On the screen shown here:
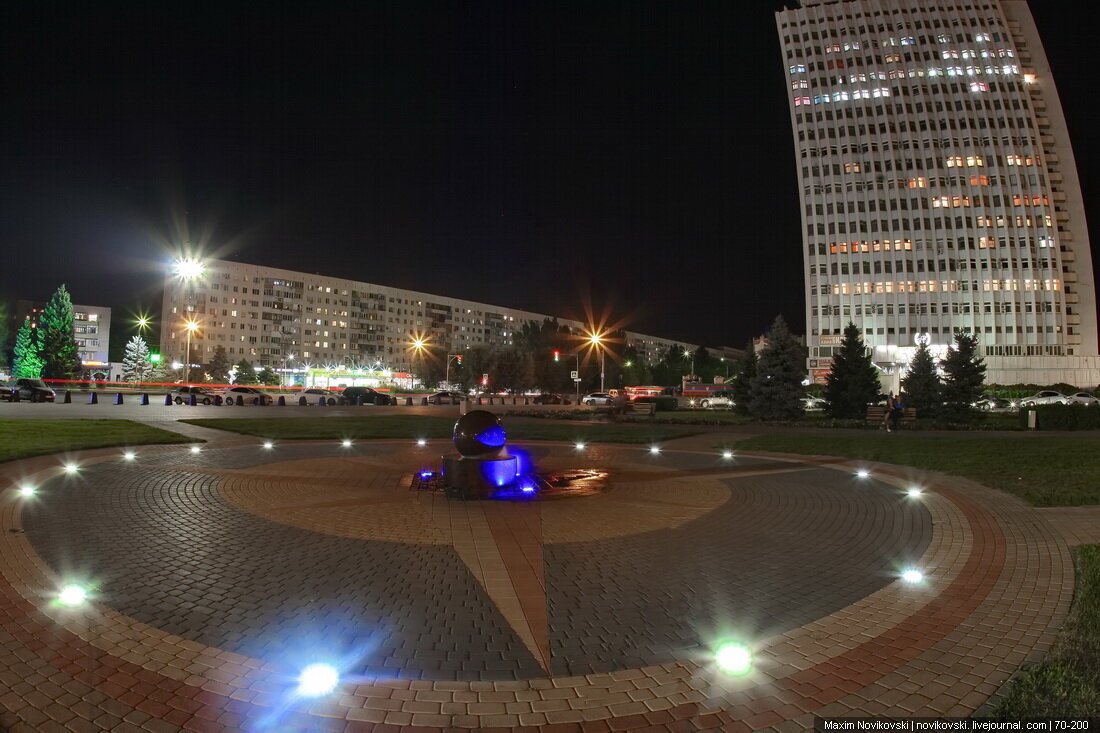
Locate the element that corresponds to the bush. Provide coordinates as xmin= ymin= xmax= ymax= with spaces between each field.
xmin=1019 ymin=404 xmax=1100 ymax=430
xmin=634 ymin=396 xmax=678 ymax=411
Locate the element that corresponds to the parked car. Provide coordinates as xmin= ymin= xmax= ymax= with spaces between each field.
xmin=302 ymin=387 xmax=343 ymax=405
xmin=581 ymin=392 xmax=614 ymax=406
xmin=427 ymin=391 xmax=465 ymax=405
xmin=1018 ymin=390 xmax=1069 ymax=406
xmin=803 ymin=396 xmax=827 ymax=411
xmin=171 ymin=385 xmax=214 ymax=405
xmin=699 ymin=391 xmax=735 ymax=409
xmin=1 ymin=378 xmax=56 ymax=402
xmin=974 ymin=394 xmax=1012 ymax=411
xmin=1067 ymin=391 xmax=1100 ymax=406
xmin=341 ymin=386 xmax=396 ymax=405
xmin=532 ymin=393 xmax=565 ymax=404
xmin=216 ymin=386 xmax=274 ymax=405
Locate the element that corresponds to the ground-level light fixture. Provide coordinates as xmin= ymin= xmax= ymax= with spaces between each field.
xmin=341 ymin=439 xmax=353 ymax=448
xmin=57 ymin=584 xmax=89 ymax=607
xmin=18 ymin=485 xmax=37 ymax=497
xmin=901 ymin=569 xmax=924 ymax=584
xmin=722 ymin=451 xmax=733 ymax=460
xmin=297 ymin=663 xmax=339 ymax=697
xmin=856 ymin=469 xmax=870 ymax=478
xmin=122 ymin=451 xmax=136 ymax=461
xmin=907 ymin=487 xmax=923 ymax=498
xmin=417 ymin=439 xmax=427 ymax=447
xmin=575 ymin=442 xmax=586 ymax=450
xmin=190 ymin=445 xmax=202 ymax=454
xmin=649 ymin=446 xmax=661 ymax=455
xmin=715 ymin=642 xmax=753 ymax=675
xmin=63 ymin=463 xmax=79 ymax=474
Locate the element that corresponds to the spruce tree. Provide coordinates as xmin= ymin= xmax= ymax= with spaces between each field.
xmin=207 ymin=346 xmax=231 ymax=383
xmin=233 ymin=359 xmax=259 ymax=385
xmin=901 ymin=341 xmax=942 ymax=417
xmin=748 ymin=315 xmax=806 ymax=420
xmin=39 ymin=285 xmax=81 ymax=380
xmin=121 ymin=335 xmax=151 ymax=384
xmin=730 ymin=340 xmax=756 ymax=415
xmin=940 ymin=332 xmax=986 ymax=418
xmin=13 ymin=320 xmax=44 ymax=378
xmin=824 ymin=321 xmax=881 ymax=419
xmin=256 ymin=366 xmax=280 ymax=386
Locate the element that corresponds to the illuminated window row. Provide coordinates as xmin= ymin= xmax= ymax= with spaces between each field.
xmin=821 ymin=279 xmax=1061 ymax=295
xmin=828 ymin=239 xmax=913 ymax=254
xmin=930 ymin=194 xmax=1048 ymax=208
xmin=816 ymin=301 xmax=1060 ymax=317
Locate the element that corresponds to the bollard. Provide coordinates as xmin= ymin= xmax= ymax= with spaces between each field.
xmin=421 ymin=397 xmax=428 ymax=406
xmin=64 ymin=391 xmax=72 ymax=404
xmin=451 ymin=397 xmax=458 ymax=405
xmin=254 ymin=397 xmax=261 ymax=406
xmin=88 ymin=392 xmax=98 ymax=405
xmin=214 ymin=395 xmax=223 ymax=406
xmin=10 ymin=389 xmax=19 ymax=402
xmin=405 ymin=396 xmax=413 ymax=406
xmin=277 ymin=395 xmax=286 ymax=406
xmin=115 ymin=393 xmax=124 ymax=405
xmin=318 ymin=396 xmax=327 ymax=406
xmin=298 ymin=396 xmax=308 ymax=406
xmin=524 ymin=397 xmax=530 ymax=405
xmin=164 ymin=393 xmax=173 ymax=406
xmin=189 ymin=394 xmax=197 ymax=406
xmin=512 ymin=396 xmax=518 ymax=405
xmin=140 ymin=393 xmax=149 ymax=405
xmin=477 ymin=396 xmax=483 ymax=406
xmin=357 ymin=395 xmax=365 ymax=406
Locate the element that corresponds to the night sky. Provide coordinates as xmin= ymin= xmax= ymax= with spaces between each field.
xmin=2 ymin=1 xmax=1096 ymax=357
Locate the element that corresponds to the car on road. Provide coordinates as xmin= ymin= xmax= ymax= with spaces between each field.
xmin=1067 ymin=391 xmax=1100 ymax=406
xmin=698 ymin=390 xmax=735 ymax=409
xmin=427 ymin=391 xmax=465 ymax=405
xmin=341 ymin=386 xmax=397 ymax=405
xmin=1018 ymin=390 xmax=1069 ymax=406
xmin=974 ymin=394 xmax=1013 ymax=411
xmin=302 ymin=387 xmax=344 ymax=405
xmin=1 ymin=378 xmax=56 ymax=402
xmin=581 ymin=392 xmax=614 ymax=406
xmin=803 ymin=396 xmax=827 ymax=411
xmin=172 ymin=385 xmax=214 ymax=405
xmin=215 ymin=386 xmax=275 ymax=405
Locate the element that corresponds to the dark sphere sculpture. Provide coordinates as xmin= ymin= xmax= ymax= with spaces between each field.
xmin=453 ymin=410 xmax=508 ymax=457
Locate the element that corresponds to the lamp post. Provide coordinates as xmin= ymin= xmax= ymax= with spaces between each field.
xmin=281 ymin=353 xmax=295 ymax=388
xmin=587 ymin=331 xmax=606 ymax=393
xmin=683 ymin=349 xmax=695 ymax=380
xmin=182 ymin=319 xmax=200 ymax=385
xmin=409 ymin=336 xmax=428 ymax=390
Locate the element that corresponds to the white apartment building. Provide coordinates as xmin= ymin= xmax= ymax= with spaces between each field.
xmin=160 ymin=259 xmax=694 ymax=379
xmin=777 ymin=0 xmax=1100 ymax=386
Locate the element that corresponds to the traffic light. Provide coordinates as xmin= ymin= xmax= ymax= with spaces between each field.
xmin=456 ymin=355 xmax=462 ymax=365
xmin=553 ymin=350 xmax=560 ymax=362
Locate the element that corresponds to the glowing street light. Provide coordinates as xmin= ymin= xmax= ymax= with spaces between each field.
xmin=173 ymin=258 xmax=205 ymax=280
xmin=586 ymin=330 xmax=607 ymax=393
xmin=135 ymin=315 xmax=151 ymax=331
xmin=182 ymin=318 xmax=200 ymax=384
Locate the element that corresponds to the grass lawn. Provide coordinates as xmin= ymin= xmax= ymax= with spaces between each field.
xmin=993 ymin=544 xmax=1100 ymax=717
xmin=731 ymin=433 xmax=1100 ymax=507
xmin=0 ymin=419 xmax=197 ymax=464
xmin=182 ymin=416 xmax=702 ymax=444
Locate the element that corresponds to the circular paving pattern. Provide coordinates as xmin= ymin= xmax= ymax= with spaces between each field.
xmin=0 ymin=437 xmax=1077 ymax=732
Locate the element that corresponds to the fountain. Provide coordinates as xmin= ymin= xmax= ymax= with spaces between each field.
xmin=440 ymin=410 xmax=530 ymax=500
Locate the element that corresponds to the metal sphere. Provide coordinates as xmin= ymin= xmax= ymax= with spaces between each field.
xmin=452 ymin=410 xmax=507 ymax=457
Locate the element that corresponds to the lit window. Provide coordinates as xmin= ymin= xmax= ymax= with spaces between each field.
xmin=900 ymin=37 xmax=915 ymax=45
xmin=1023 ymin=73 xmax=1037 ymax=84
xmin=843 ymin=162 xmax=861 ymax=173
xmin=946 ymin=66 xmax=963 ymax=76
xmin=907 ymin=177 xmax=927 ymax=188
xmin=937 ymin=34 xmax=952 ymax=43
xmin=871 ymin=87 xmax=891 ymax=97
xmin=975 ymin=33 xmax=992 ymax=42
xmin=965 ymin=155 xmax=985 ymax=166
xmin=942 ymin=50 xmax=960 ymax=59
xmin=792 ymin=80 xmax=809 ymax=89
xmin=794 ymin=96 xmax=810 ymax=106
xmin=946 ymin=156 xmax=963 ymax=167
xmin=789 ymin=64 xmax=807 ymax=74
xmin=969 ymin=81 xmax=988 ymax=92
xmin=884 ymin=53 xmax=901 ymax=63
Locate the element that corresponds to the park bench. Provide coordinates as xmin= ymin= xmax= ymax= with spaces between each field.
xmin=865 ymin=405 xmax=917 ymax=429
xmin=623 ymin=400 xmax=657 ymax=417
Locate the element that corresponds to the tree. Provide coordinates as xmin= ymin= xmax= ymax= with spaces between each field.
xmin=730 ymin=340 xmax=756 ymax=415
xmin=256 ymin=366 xmax=280 ymax=386
xmin=12 ymin=320 xmax=44 ymax=378
xmin=39 ymin=285 xmax=81 ymax=380
xmin=121 ymin=335 xmax=152 ymax=384
xmin=207 ymin=346 xmax=232 ymax=383
xmin=940 ymin=332 xmax=986 ymax=418
xmin=902 ymin=341 xmax=942 ymax=417
xmin=824 ymin=322 xmax=880 ymax=419
xmin=748 ymin=315 xmax=806 ymax=420
xmin=233 ymin=359 xmax=259 ymax=385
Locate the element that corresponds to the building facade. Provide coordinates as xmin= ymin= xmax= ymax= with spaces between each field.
xmin=777 ymin=0 xmax=1100 ymax=386
xmin=159 ymin=259 xmax=697 ymax=382
xmin=14 ymin=300 xmax=112 ymax=377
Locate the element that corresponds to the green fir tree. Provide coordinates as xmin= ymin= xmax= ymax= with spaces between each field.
xmin=824 ymin=322 xmax=881 ymax=419
xmin=256 ymin=366 xmax=280 ymax=386
xmin=730 ymin=340 xmax=756 ymax=415
xmin=940 ymin=332 xmax=986 ymax=418
xmin=39 ymin=285 xmax=81 ymax=380
xmin=748 ymin=315 xmax=806 ymax=420
xmin=121 ymin=335 xmax=152 ymax=384
xmin=12 ymin=319 xmax=44 ymax=378
xmin=207 ymin=346 xmax=232 ymax=383
xmin=901 ymin=341 xmax=943 ymax=417
xmin=233 ymin=359 xmax=259 ymax=385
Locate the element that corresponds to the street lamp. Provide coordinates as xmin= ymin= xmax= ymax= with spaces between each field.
xmin=281 ymin=353 xmax=295 ymax=388
xmin=182 ymin=319 xmax=200 ymax=384
xmin=683 ymin=349 xmax=695 ymax=379
xmin=408 ymin=336 xmax=429 ymax=389
xmin=173 ymin=258 xmax=205 ymax=280
xmin=587 ymin=330 xmax=606 ymax=393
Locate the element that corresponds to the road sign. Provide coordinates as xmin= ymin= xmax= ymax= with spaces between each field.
xmin=570 ymin=370 xmax=578 ymax=379
xmin=482 ymin=373 xmax=488 ymax=380
xmin=573 ymin=378 xmax=582 ymax=383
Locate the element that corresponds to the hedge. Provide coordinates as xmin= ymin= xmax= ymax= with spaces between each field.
xmin=1019 ymin=404 xmax=1100 ymax=430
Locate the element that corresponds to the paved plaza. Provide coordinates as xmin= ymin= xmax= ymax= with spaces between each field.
xmin=0 ymin=423 xmax=1090 ymax=731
